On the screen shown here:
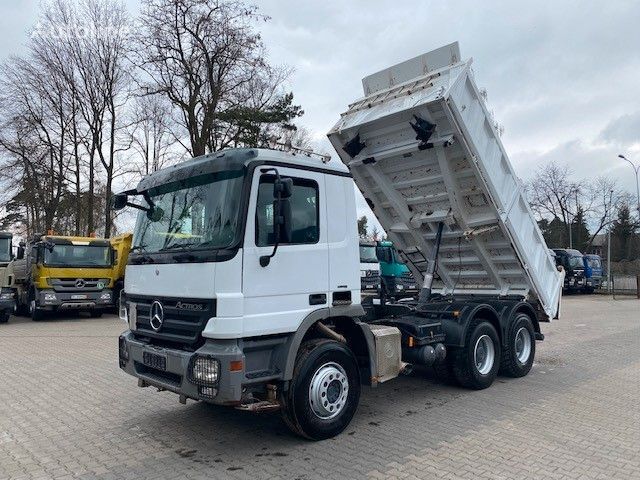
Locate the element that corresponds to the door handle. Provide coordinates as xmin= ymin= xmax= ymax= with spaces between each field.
xmin=309 ymin=294 xmax=327 ymax=305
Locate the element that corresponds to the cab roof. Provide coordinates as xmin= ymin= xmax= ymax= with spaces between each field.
xmin=134 ymin=148 xmax=348 ymax=193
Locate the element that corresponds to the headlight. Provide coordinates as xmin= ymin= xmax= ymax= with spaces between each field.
xmin=119 ymin=291 xmax=128 ymax=322
xmin=0 ymin=289 xmax=14 ymax=300
xmin=360 ymin=270 xmax=366 ymax=278
xmin=189 ymin=356 xmax=220 ymax=385
xmin=44 ymin=293 xmax=57 ymax=301
xmin=100 ymin=292 xmax=111 ymax=300
xmin=396 ymin=284 xmax=404 ymax=290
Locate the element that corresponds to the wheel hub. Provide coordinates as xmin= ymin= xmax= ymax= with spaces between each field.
xmin=515 ymin=327 xmax=532 ymax=364
xmin=474 ymin=335 xmax=495 ymax=375
xmin=309 ymin=362 xmax=349 ymax=420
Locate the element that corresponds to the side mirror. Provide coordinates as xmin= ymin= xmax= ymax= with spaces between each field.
xmin=16 ymin=246 xmax=25 ymax=260
xmin=274 ymin=177 xmax=293 ymax=199
xmin=146 ymin=206 xmax=164 ymax=222
xmin=112 ymin=193 xmax=128 ymax=211
xmin=260 ymin=170 xmax=293 ymax=267
xmin=113 ymin=249 xmax=118 ymax=265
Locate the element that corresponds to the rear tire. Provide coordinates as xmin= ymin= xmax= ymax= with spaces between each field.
xmin=281 ymin=338 xmax=360 ymax=440
xmin=433 ymin=358 xmax=458 ymax=385
xmin=452 ymin=319 xmax=500 ymax=390
xmin=499 ymin=313 xmax=536 ymax=378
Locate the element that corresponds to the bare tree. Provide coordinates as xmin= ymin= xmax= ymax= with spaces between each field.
xmin=129 ymin=95 xmax=175 ymax=175
xmin=134 ymin=0 xmax=301 ymax=157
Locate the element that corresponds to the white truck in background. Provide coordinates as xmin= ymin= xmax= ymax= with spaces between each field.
xmin=359 ymin=240 xmax=381 ymax=295
xmin=114 ymin=42 xmax=563 ymax=440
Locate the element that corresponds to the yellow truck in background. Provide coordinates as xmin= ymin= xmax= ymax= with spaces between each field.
xmin=0 ymin=231 xmax=16 ymax=323
xmin=110 ymin=233 xmax=133 ymax=311
xmin=8 ymin=234 xmax=119 ymax=320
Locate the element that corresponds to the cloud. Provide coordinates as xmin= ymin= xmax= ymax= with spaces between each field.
xmin=599 ymin=112 xmax=640 ymax=147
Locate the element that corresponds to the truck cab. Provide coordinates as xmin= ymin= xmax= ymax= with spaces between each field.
xmin=359 ymin=240 xmax=381 ymax=295
xmin=10 ymin=235 xmax=116 ymax=320
xmin=0 ymin=231 xmax=16 ymax=323
xmin=552 ymin=248 xmax=585 ymax=293
xmin=582 ymin=254 xmax=603 ymax=293
xmin=376 ymin=241 xmax=418 ymax=301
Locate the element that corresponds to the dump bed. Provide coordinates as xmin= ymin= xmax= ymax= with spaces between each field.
xmin=328 ymin=42 xmax=562 ymax=319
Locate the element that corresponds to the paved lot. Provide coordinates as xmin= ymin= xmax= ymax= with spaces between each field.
xmin=0 ymin=296 xmax=639 ymax=480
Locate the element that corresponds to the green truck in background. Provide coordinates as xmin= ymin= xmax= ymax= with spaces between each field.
xmin=375 ymin=240 xmax=418 ymax=301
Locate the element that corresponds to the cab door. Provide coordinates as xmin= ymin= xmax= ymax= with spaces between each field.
xmin=242 ymin=166 xmax=329 ymax=337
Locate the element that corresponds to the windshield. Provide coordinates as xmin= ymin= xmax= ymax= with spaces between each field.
xmin=360 ymin=245 xmax=378 ymax=264
xmin=44 ymin=244 xmax=112 ymax=267
xmin=0 ymin=238 xmax=10 ymax=263
xmin=568 ymin=255 xmax=584 ymax=269
xmin=132 ymin=170 xmax=245 ymax=254
xmin=586 ymin=257 xmax=601 ymax=269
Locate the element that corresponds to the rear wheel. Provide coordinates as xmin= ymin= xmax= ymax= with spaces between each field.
xmin=500 ymin=313 xmax=535 ymax=378
xmin=451 ymin=319 xmax=500 ymax=390
xmin=281 ymin=338 xmax=360 ymax=440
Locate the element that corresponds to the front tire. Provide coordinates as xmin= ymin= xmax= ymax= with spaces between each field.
xmin=500 ymin=313 xmax=536 ymax=378
xmin=29 ymin=292 xmax=44 ymax=322
xmin=281 ymin=338 xmax=360 ymax=440
xmin=90 ymin=310 xmax=103 ymax=318
xmin=451 ymin=319 xmax=500 ymax=390
xmin=0 ymin=311 xmax=9 ymax=324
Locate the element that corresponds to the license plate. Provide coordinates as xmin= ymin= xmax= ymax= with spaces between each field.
xmin=143 ymin=351 xmax=167 ymax=371
xmin=71 ymin=294 xmax=87 ymax=300
xmin=129 ymin=303 xmax=137 ymax=331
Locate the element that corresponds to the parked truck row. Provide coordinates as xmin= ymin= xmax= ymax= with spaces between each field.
xmin=113 ymin=42 xmax=564 ymax=440
xmin=0 ymin=233 xmax=132 ymax=322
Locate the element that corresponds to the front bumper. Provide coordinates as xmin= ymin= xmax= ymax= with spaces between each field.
xmin=118 ymin=331 xmax=245 ymax=405
xmin=0 ymin=288 xmax=16 ymax=313
xmin=38 ymin=289 xmax=114 ymax=310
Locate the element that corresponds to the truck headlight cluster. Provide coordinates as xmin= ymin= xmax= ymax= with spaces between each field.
xmin=100 ymin=292 xmax=111 ymax=300
xmin=189 ymin=356 xmax=219 ymax=385
xmin=44 ymin=292 xmax=57 ymax=301
xmin=0 ymin=288 xmax=14 ymax=300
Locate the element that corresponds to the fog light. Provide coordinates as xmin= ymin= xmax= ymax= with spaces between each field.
xmin=198 ymin=386 xmax=218 ymax=398
xmin=44 ymin=293 xmax=57 ymax=301
xmin=189 ymin=356 xmax=219 ymax=385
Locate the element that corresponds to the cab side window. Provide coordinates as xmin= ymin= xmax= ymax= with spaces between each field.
xmin=256 ymin=176 xmax=319 ymax=246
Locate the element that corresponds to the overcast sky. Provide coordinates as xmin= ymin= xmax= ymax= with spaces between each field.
xmin=1 ymin=0 xmax=639 ymax=232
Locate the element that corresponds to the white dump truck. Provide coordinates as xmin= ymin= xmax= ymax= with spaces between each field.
xmin=114 ymin=42 xmax=563 ymax=440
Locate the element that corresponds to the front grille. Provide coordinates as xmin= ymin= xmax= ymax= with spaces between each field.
xmin=128 ymin=294 xmax=215 ymax=347
xmin=50 ymin=278 xmax=106 ymax=292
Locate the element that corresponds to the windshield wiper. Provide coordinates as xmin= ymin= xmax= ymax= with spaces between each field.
xmin=130 ymin=245 xmax=148 ymax=253
xmin=159 ymin=241 xmax=199 ymax=252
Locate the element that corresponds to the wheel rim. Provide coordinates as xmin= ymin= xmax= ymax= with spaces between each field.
xmin=474 ymin=334 xmax=495 ymax=375
xmin=308 ymin=362 xmax=349 ymax=420
xmin=515 ymin=327 xmax=532 ymax=364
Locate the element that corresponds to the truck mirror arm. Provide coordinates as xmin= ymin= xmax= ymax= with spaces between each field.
xmin=259 ymin=168 xmax=292 ymax=267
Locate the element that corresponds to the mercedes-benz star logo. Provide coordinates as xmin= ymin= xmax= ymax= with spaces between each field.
xmin=75 ymin=279 xmax=86 ymax=288
xmin=149 ymin=301 xmax=164 ymax=332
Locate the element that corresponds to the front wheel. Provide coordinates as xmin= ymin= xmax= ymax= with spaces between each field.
xmin=0 ymin=311 xmax=9 ymax=324
xmin=29 ymin=292 xmax=44 ymax=322
xmin=451 ymin=319 xmax=500 ymax=390
xmin=281 ymin=338 xmax=360 ymax=440
xmin=500 ymin=313 xmax=536 ymax=378
xmin=90 ymin=310 xmax=103 ymax=318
